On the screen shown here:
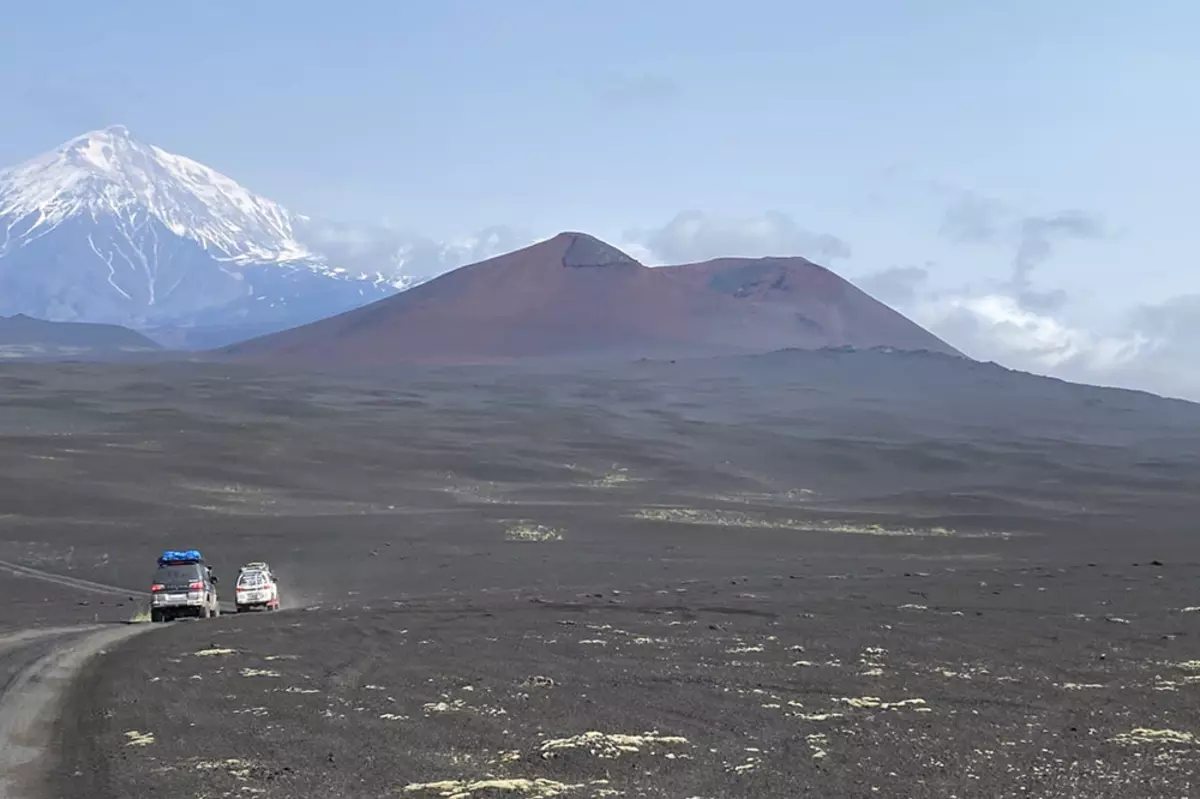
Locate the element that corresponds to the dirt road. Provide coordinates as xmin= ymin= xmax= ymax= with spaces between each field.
xmin=0 ymin=624 xmax=157 ymax=799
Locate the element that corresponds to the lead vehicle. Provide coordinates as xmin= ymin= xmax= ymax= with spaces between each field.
xmin=150 ymin=549 xmax=221 ymax=622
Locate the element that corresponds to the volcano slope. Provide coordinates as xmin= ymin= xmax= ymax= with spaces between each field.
xmin=217 ymin=231 xmax=960 ymax=366
xmin=0 ymin=351 xmax=1196 ymax=798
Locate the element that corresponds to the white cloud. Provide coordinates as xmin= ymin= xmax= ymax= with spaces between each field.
xmin=301 ymin=219 xmax=529 ymax=279
xmin=624 ymin=210 xmax=851 ymax=266
xmin=911 ymin=292 xmax=1150 ymax=373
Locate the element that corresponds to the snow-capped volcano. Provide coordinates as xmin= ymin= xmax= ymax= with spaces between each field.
xmin=0 ymin=126 xmax=440 ymax=346
xmin=0 ymin=124 xmax=316 ymax=267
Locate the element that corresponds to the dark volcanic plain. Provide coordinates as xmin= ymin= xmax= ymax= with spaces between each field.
xmin=0 ymin=350 xmax=1198 ymax=798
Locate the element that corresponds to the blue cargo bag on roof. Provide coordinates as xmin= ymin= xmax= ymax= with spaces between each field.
xmin=158 ymin=549 xmax=203 ymax=565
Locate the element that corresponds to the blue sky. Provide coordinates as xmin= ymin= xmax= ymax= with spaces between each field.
xmin=2 ymin=1 xmax=1198 ymax=398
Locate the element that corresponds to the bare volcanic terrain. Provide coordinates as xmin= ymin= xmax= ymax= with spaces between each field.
xmin=0 ymin=351 xmax=1196 ymax=798
xmin=217 ymin=233 xmax=959 ymax=366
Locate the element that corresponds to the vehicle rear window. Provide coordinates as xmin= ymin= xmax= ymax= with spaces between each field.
xmin=155 ymin=564 xmax=202 ymax=583
xmin=238 ymin=571 xmax=266 ymax=587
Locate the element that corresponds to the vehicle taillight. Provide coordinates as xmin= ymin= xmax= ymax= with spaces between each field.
xmin=151 ymin=583 xmax=165 ymax=592
xmin=189 ymin=581 xmax=204 ymax=590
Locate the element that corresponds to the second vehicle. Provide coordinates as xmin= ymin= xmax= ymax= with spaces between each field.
xmin=235 ymin=561 xmax=281 ymax=612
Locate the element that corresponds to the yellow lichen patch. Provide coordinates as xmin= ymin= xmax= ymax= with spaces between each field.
xmin=1110 ymin=728 xmax=1198 ymax=746
xmin=401 ymin=779 xmax=607 ymax=797
xmin=194 ymin=648 xmax=238 ymax=657
xmin=725 ymin=750 xmax=764 ymax=774
xmin=806 ymin=733 xmax=829 ymax=759
xmin=836 ymin=696 xmax=928 ymax=711
xmin=239 ymin=667 xmax=281 ymax=678
xmin=423 ymin=699 xmax=468 ymax=714
xmin=538 ymin=731 xmax=689 ymax=760
xmin=630 ymin=507 xmax=1008 ymax=537
xmin=193 ymin=758 xmax=256 ymax=779
xmin=793 ymin=712 xmax=845 ymax=721
xmin=504 ymin=521 xmax=564 ymax=542
xmin=422 ymin=698 xmax=508 ymax=717
xmin=583 ymin=467 xmax=640 ymax=488
xmin=631 ymin=507 xmax=799 ymax=529
xmin=858 ymin=647 xmax=887 ymax=676
xmin=123 ymin=730 xmax=154 ymax=746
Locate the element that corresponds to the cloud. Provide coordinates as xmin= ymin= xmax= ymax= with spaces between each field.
xmin=856 ymin=265 xmax=930 ymax=306
xmin=593 ymin=73 xmax=683 ymax=110
xmin=1009 ymin=211 xmax=1103 ymax=312
xmin=1117 ymin=295 xmax=1200 ymax=397
xmin=625 ymin=210 xmax=851 ymax=265
xmin=938 ymin=192 xmax=1006 ymax=244
xmin=868 ymin=190 xmax=1200 ymax=399
xmin=893 ymin=283 xmax=1200 ymax=401
xmin=300 ymin=219 xmax=529 ymax=278
xmin=914 ymin=293 xmax=1149 ymax=374
xmin=937 ymin=193 xmax=1105 ymax=314
xmin=1128 ymin=294 xmax=1200 ymax=346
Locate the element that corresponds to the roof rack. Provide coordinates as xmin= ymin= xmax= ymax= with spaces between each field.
xmin=158 ymin=548 xmax=203 ymax=565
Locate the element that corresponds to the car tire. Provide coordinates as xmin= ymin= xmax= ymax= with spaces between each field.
xmin=150 ymin=609 xmax=163 ymax=623
xmin=200 ymin=605 xmax=211 ymax=620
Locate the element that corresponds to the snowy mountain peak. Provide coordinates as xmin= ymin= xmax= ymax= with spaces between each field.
xmin=0 ymin=127 xmax=522 ymax=346
xmin=0 ymin=125 xmax=312 ymax=265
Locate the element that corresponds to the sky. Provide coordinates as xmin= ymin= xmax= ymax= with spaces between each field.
xmin=1 ymin=0 xmax=1198 ymax=399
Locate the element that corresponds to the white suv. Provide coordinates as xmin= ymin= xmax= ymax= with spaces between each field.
xmin=235 ymin=562 xmax=280 ymax=612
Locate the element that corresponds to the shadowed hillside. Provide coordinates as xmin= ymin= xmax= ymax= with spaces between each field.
xmin=0 ymin=313 xmax=161 ymax=359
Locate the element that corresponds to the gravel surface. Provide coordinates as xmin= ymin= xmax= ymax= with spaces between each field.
xmin=0 ymin=358 xmax=1193 ymax=798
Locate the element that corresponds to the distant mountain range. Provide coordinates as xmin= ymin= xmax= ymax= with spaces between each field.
xmin=0 ymin=313 xmax=160 ymax=359
xmin=0 ymin=127 xmax=958 ymax=364
xmin=0 ymin=126 xmax=520 ymax=348
xmin=220 ymin=232 xmax=961 ymax=366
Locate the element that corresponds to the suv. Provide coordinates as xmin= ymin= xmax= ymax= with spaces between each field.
xmin=150 ymin=549 xmax=221 ymax=622
xmin=235 ymin=562 xmax=280 ymax=612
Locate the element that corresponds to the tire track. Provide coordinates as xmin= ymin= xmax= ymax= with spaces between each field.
xmin=0 ymin=559 xmax=238 ymax=615
xmin=0 ymin=560 xmax=140 ymax=600
xmin=0 ymin=623 xmax=159 ymax=799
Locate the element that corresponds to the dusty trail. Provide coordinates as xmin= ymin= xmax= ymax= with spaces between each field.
xmin=0 ymin=623 xmax=158 ymax=799
xmin=0 ymin=560 xmax=142 ymax=600
xmin=0 ymin=559 xmax=241 ymax=615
